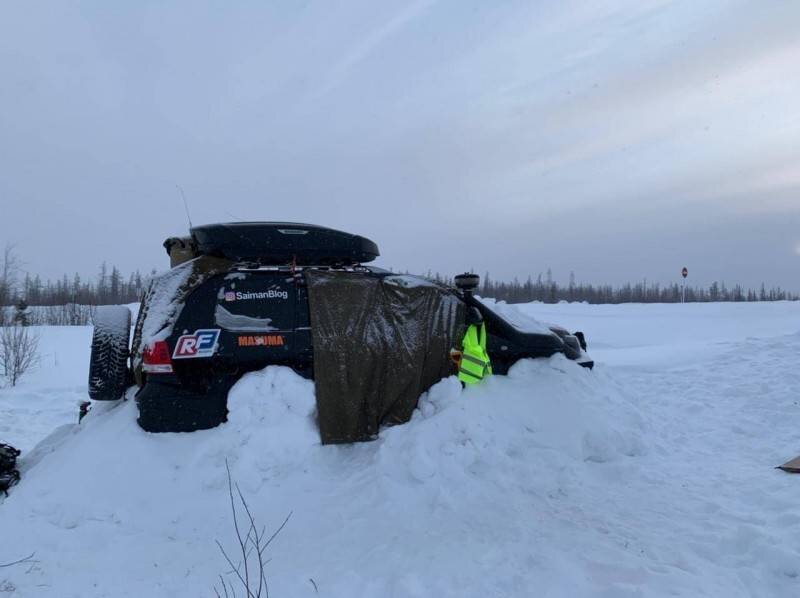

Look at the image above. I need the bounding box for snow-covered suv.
[88,222,591,437]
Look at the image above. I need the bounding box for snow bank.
[0,326,93,453]
[516,300,800,367]
[5,302,800,596]
[0,357,643,597]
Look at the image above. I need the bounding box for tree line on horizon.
[4,268,799,308]
[4,264,149,307]
[1,244,149,309]
[423,269,799,304]
[1,251,797,310]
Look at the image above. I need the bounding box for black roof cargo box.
[191,222,380,265]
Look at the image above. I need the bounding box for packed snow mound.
[5,303,800,596]
[0,358,645,597]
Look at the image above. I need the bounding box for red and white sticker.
[172,329,221,359]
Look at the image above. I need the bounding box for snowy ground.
[0,327,93,454]
[1,301,800,597]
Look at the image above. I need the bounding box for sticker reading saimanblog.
[224,290,288,302]
[173,329,221,359]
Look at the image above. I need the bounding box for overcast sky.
[1,0,799,290]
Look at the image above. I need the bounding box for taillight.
[142,341,174,374]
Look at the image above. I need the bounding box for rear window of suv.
[214,273,297,332]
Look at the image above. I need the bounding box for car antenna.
[176,184,194,230]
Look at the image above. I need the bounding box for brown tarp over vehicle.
[305,271,465,444]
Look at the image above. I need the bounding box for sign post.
[681,267,688,303]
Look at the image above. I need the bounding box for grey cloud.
[1,0,798,291]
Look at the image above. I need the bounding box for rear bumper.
[135,378,230,433]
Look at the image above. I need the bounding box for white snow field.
[2,301,800,597]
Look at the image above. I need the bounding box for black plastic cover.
[191,222,379,265]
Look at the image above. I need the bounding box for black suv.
[88,222,591,437]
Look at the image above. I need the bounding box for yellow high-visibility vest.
[458,322,492,385]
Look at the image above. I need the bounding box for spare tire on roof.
[190,222,380,265]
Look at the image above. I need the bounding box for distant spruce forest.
[1,262,797,312]
[426,270,799,304]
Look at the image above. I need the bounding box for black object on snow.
[89,306,132,401]
[78,401,91,422]
[0,443,21,496]
[574,331,588,352]
[191,222,380,265]
[306,271,465,444]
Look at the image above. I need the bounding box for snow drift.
[0,357,644,597]
[5,301,800,596]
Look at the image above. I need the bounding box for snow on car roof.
[476,296,552,334]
